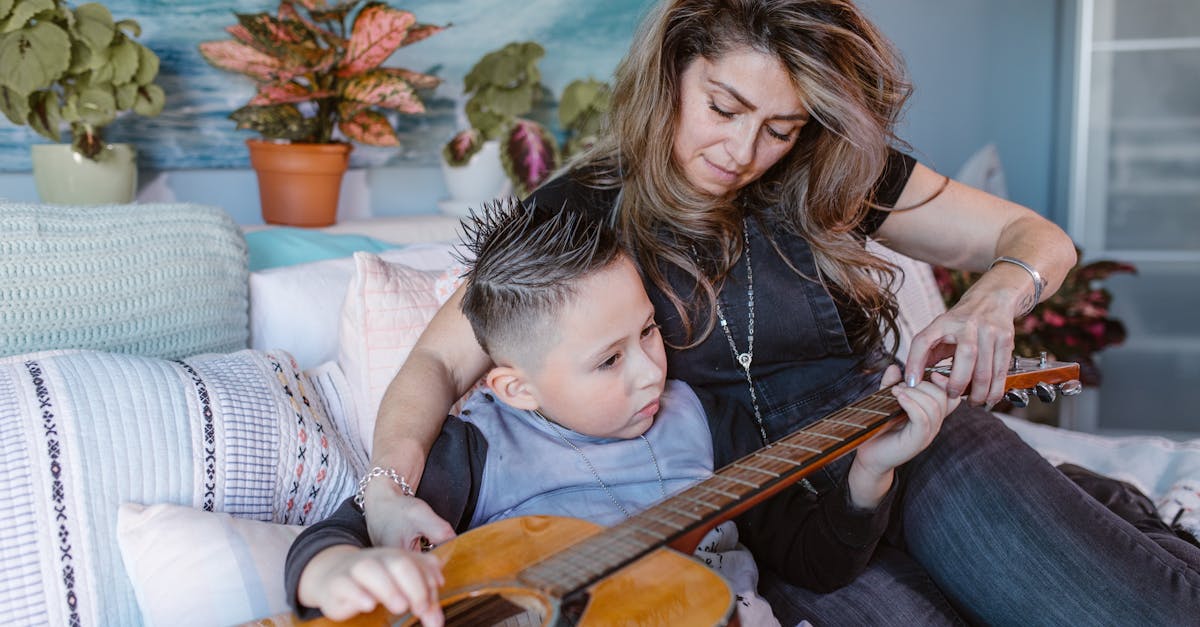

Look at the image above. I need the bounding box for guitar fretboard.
[516,389,905,598]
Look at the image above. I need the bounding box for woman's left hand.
[903,274,1020,407]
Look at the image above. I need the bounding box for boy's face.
[523,256,667,439]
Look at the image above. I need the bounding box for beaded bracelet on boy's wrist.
[989,255,1045,316]
[354,466,415,513]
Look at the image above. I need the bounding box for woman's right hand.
[364,480,457,550]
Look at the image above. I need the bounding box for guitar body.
[261,516,735,627]
[411,515,735,626]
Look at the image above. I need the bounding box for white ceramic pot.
[438,139,511,217]
[31,143,138,204]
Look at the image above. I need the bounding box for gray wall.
[860,0,1062,219]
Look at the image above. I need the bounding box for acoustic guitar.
[256,357,1079,627]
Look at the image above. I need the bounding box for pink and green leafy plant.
[198,0,444,145]
[500,118,558,198]
[933,247,1136,385]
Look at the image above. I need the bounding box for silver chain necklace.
[716,220,769,445]
[534,410,667,519]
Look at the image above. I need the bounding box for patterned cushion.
[0,348,362,626]
[0,202,249,360]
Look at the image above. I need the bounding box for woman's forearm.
[368,286,492,487]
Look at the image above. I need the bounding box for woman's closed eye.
[708,100,795,142]
[708,101,736,119]
[641,323,661,339]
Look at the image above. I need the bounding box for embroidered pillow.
[0,348,361,626]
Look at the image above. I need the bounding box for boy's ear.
[485,366,540,411]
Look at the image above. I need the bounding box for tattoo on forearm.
[1018,294,1035,317]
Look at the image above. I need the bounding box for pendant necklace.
[716,219,769,446]
[534,409,666,520]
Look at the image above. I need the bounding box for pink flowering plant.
[933,248,1136,385]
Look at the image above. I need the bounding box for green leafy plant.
[443,41,611,198]
[0,0,165,159]
[557,77,610,159]
[198,0,444,146]
[934,247,1137,385]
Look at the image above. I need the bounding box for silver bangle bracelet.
[989,255,1045,315]
[354,466,415,512]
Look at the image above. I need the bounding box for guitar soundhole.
[395,592,548,627]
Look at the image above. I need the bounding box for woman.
[362,0,1200,623]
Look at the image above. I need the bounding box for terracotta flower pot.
[246,139,352,227]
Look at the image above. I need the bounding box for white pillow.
[117,503,303,627]
[337,253,466,455]
[0,348,361,626]
[250,243,461,369]
[866,239,947,361]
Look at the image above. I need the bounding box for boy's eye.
[598,353,620,370]
[708,101,735,119]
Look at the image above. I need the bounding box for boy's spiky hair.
[457,197,622,366]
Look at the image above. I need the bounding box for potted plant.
[199,0,444,226]
[440,41,612,214]
[557,77,611,160]
[0,0,165,204]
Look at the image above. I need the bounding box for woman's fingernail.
[906,374,919,388]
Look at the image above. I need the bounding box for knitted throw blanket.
[0,202,249,359]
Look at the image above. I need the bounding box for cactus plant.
[0,0,165,160]
[198,0,444,147]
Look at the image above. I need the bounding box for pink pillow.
[337,253,465,455]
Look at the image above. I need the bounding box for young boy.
[284,199,956,626]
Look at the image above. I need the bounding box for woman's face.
[672,48,809,196]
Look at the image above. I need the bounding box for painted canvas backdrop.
[0,0,652,172]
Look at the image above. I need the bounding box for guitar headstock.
[926,352,1082,407]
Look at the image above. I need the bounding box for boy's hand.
[298,545,446,625]
[364,480,457,551]
[847,365,961,509]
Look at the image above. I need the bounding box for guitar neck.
[517,389,905,599]
[515,358,1079,601]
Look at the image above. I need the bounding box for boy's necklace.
[715,219,768,445]
[533,410,666,520]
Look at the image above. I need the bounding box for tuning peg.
[1034,381,1057,403]
[1058,380,1083,396]
[1005,388,1031,408]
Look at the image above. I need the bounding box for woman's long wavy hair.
[575,0,912,353]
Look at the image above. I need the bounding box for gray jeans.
[761,405,1200,626]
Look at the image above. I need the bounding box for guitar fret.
[823,417,867,428]
[639,509,683,530]
[805,430,843,442]
[658,503,703,521]
[691,483,741,499]
[715,474,759,488]
[852,407,890,416]
[607,530,651,554]
[757,452,800,465]
[679,492,723,509]
[732,462,780,478]
[774,440,823,455]
[625,523,668,541]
